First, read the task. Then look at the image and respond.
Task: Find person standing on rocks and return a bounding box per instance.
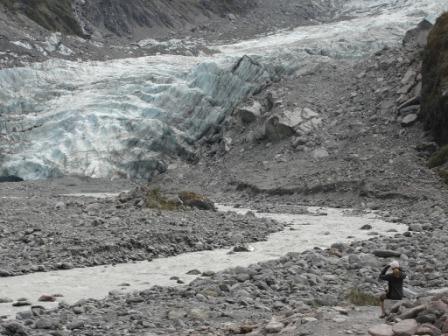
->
[378,260,406,318]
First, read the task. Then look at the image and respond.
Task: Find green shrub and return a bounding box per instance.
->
[428,144,448,168]
[146,188,181,211]
[438,169,448,184]
[346,288,380,306]
[421,12,448,143]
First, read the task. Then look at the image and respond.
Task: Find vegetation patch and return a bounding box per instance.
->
[179,191,216,211]
[438,169,448,185]
[346,288,380,306]
[146,188,182,211]
[428,144,448,168]
[421,12,448,144]
[144,189,215,211]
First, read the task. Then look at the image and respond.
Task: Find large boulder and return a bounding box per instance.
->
[392,319,418,336]
[368,324,394,336]
[235,100,263,124]
[0,175,23,183]
[421,13,448,144]
[264,107,322,141]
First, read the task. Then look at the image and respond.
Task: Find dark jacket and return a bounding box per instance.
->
[379,265,406,300]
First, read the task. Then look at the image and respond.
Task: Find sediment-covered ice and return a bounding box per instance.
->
[0,0,446,179]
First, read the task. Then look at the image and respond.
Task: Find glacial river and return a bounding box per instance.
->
[0,203,407,319]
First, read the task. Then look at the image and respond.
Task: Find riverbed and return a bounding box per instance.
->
[0,204,406,319]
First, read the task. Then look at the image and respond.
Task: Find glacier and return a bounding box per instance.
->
[0,0,446,180]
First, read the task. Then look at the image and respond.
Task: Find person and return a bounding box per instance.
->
[378,260,406,318]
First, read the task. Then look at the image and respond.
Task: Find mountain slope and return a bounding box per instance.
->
[421,12,448,144]
[0,0,84,35]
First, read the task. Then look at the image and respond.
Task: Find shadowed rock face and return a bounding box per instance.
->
[80,0,255,38]
[0,0,84,35]
[0,0,255,38]
[421,12,448,144]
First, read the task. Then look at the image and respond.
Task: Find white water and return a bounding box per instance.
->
[0,0,446,180]
[0,205,407,319]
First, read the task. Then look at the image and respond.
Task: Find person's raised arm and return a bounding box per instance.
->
[379,265,390,280]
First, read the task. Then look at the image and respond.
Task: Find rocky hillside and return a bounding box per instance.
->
[0,0,84,35]
[421,12,448,144]
[0,0,255,38]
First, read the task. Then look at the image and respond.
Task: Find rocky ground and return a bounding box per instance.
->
[0,178,282,277]
[0,0,344,68]
[2,7,448,336]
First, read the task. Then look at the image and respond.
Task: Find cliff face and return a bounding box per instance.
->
[78,0,255,38]
[0,0,84,35]
[0,0,255,38]
[421,12,448,144]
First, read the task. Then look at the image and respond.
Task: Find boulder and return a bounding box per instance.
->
[368,324,394,336]
[189,308,209,320]
[399,304,426,319]
[392,319,418,336]
[34,318,60,330]
[38,295,56,302]
[403,18,434,48]
[66,320,85,330]
[265,321,284,333]
[373,250,401,258]
[236,100,263,123]
[0,175,23,183]
[415,324,441,336]
[1,322,29,336]
[231,244,254,253]
[167,310,187,320]
[264,107,322,141]
[311,148,329,159]
[401,114,418,127]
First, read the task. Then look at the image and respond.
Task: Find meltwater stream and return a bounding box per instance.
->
[0,0,447,179]
[0,204,407,319]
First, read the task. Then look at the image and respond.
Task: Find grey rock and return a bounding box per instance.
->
[16,311,33,321]
[167,309,187,320]
[392,319,418,336]
[311,148,329,159]
[66,320,85,330]
[368,324,394,336]
[12,301,31,307]
[264,107,322,141]
[0,297,13,303]
[34,318,59,330]
[372,250,401,258]
[360,224,373,230]
[232,244,254,252]
[408,224,423,232]
[401,114,418,126]
[398,304,426,319]
[188,308,209,320]
[236,100,263,124]
[2,321,29,336]
[201,270,215,277]
[265,321,284,333]
[55,201,66,210]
